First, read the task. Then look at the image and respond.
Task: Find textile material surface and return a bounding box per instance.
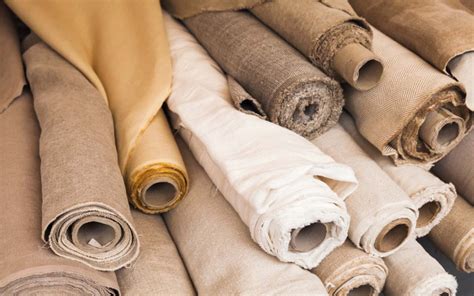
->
[314,124,417,256]
[429,196,474,273]
[0,93,119,295]
[24,41,139,271]
[162,0,269,19]
[433,131,474,205]
[313,241,387,296]
[340,113,457,237]
[116,210,195,295]
[344,28,471,166]
[383,240,457,296]
[165,14,357,269]
[227,75,268,119]
[164,137,328,295]
[251,0,384,90]
[0,2,25,114]
[185,11,344,139]
[449,52,474,111]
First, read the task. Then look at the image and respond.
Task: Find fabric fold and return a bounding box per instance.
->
[23,41,139,271]
[227,75,268,119]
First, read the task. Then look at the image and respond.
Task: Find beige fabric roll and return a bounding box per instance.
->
[313,124,417,256]
[340,113,457,237]
[24,41,139,271]
[384,240,457,296]
[313,241,387,296]
[227,75,268,120]
[0,93,119,295]
[344,28,472,166]
[164,138,328,295]
[161,0,269,19]
[116,210,195,295]
[429,196,474,273]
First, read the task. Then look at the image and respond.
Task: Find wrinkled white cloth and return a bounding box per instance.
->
[164,13,358,269]
[449,52,474,111]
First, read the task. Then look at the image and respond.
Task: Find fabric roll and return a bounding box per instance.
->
[433,131,474,205]
[313,241,387,296]
[383,240,457,296]
[343,28,472,166]
[314,124,417,256]
[184,11,344,139]
[165,13,357,269]
[429,196,474,273]
[449,52,474,110]
[6,0,189,214]
[340,113,457,237]
[116,210,195,295]
[251,0,384,91]
[0,93,119,295]
[164,137,328,295]
[162,0,269,19]
[227,75,268,120]
[24,41,139,271]
[0,2,25,114]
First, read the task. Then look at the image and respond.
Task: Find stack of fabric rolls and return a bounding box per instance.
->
[0,0,473,295]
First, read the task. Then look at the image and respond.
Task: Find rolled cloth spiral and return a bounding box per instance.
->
[165,14,357,269]
[184,11,344,139]
[313,241,388,296]
[344,28,472,166]
[313,123,417,256]
[23,40,139,271]
[251,0,383,90]
[340,113,457,237]
[0,93,119,295]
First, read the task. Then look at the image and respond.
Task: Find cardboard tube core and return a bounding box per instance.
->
[333,43,384,91]
[375,218,411,253]
[417,201,442,228]
[72,217,121,251]
[143,180,178,208]
[289,223,327,252]
[348,285,374,296]
[419,109,463,151]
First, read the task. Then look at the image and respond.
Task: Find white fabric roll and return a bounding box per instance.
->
[164,13,358,269]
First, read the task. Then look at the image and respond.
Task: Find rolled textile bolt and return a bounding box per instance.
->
[290,223,328,252]
[227,75,268,119]
[332,43,384,91]
[419,108,465,152]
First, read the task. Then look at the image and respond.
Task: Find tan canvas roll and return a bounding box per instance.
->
[23,41,139,271]
[0,93,119,295]
[344,28,472,166]
[184,11,344,139]
[161,0,269,19]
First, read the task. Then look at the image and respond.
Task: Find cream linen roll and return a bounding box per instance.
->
[165,13,357,269]
[164,138,328,295]
[383,240,457,296]
[0,93,119,295]
[313,124,417,256]
[340,113,457,237]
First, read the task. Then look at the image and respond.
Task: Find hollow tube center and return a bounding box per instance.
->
[348,285,374,296]
[417,201,442,228]
[289,223,327,252]
[355,59,384,90]
[375,220,410,253]
[144,182,177,208]
[77,222,116,248]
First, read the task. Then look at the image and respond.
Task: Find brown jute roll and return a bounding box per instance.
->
[0,93,119,295]
[251,0,384,91]
[344,28,472,166]
[24,40,139,271]
[184,11,344,139]
[313,241,388,296]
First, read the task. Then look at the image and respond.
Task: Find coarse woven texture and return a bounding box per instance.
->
[384,240,457,296]
[429,196,474,273]
[0,93,119,295]
[116,210,195,295]
[314,123,417,256]
[165,14,357,269]
[433,131,474,205]
[162,0,270,19]
[184,11,344,139]
[449,52,474,111]
[24,41,139,271]
[340,113,457,237]
[227,75,268,119]
[164,137,328,295]
[344,28,472,166]
[313,241,388,296]
[0,2,25,114]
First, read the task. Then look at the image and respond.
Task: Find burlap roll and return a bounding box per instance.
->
[344,28,472,166]
[251,0,383,90]
[340,113,457,237]
[433,131,474,205]
[165,13,357,269]
[314,124,417,256]
[313,241,387,296]
[0,93,119,295]
[184,11,344,139]
[383,240,457,296]
[429,196,474,273]
[116,210,195,295]
[24,41,139,271]
[164,138,328,295]
[227,75,268,119]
